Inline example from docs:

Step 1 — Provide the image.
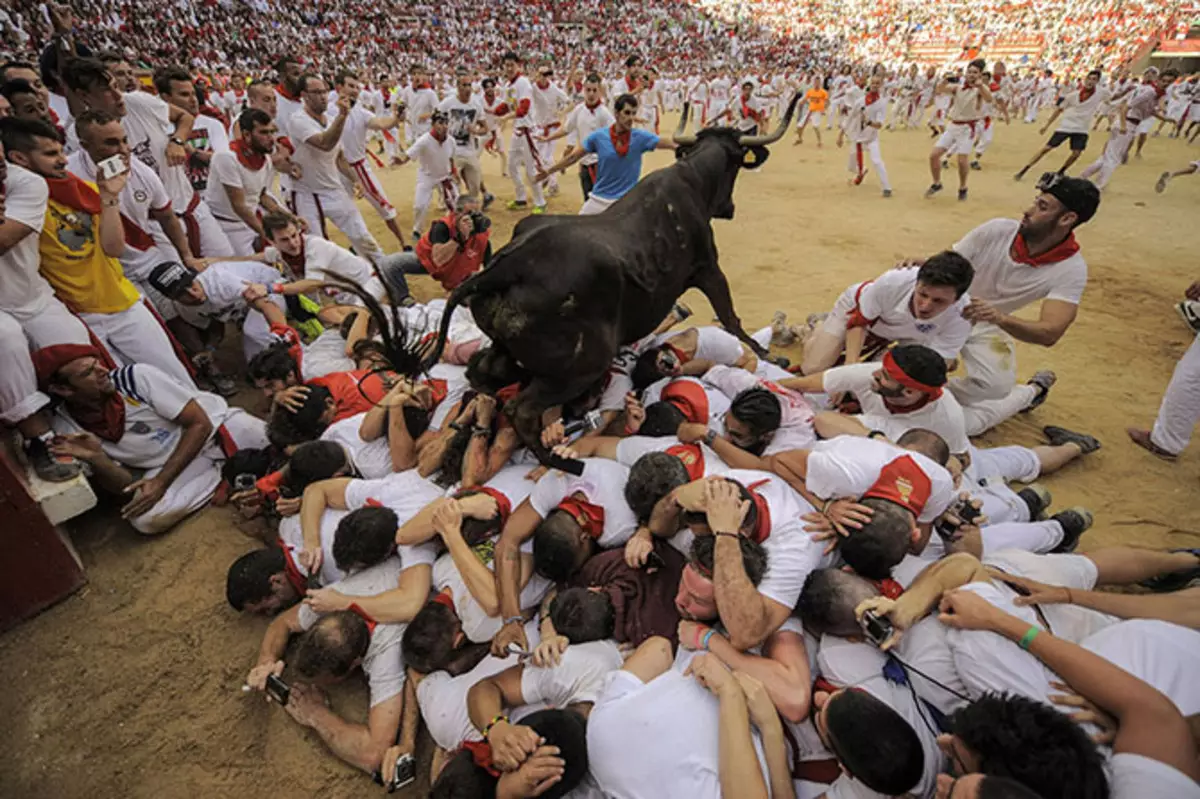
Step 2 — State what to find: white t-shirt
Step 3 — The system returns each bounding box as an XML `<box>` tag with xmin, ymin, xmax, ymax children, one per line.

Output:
<box><xmin>1081</xmin><ymin>619</ymin><xmax>1200</xmax><ymax>717</ymax></box>
<box><xmin>1056</xmin><ymin>87</ymin><xmax>1112</xmax><ymax>134</ymax></box>
<box><xmin>343</xmin><ymin>471</ymin><xmax>445</xmax><ymax>566</ymax></box>
<box><xmin>274</xmin><ymin>90</ymin><xmax>304</xmax><ymax>141</ymax></box>
<box><xmin>123</xmin><ymin>91</ymin><xmax>194</xmax><ymax>211</ymax></box>
<box><xmin>340</xmin><ymin>102</ymin><xmax>376</xmax><ymax>164</ymax></box>
<box><xmin>1110</xmin><ymin>753</ymin><xmax>1200</xmax><ymax>799</ymax></box>
<box><xmin>438</xmin><ymin>94</ymin><xmax>487</xmax><ymax>158</ymax></box>
<box><xmin>953</xmin><ymin>218</ymin><xmax>1087</xmax><ymax>315</ymax></box>
<box><xmin>817</xmin><ymin>635</ymin><xmax>945</xmax><ymax>799</ymax></box>
<box><xmin>417</xmin><ymin>651</ymin><xmax>519</xmax><ymax>750</ymax></box>
<box><xmin>52</xmin><ymin>364</ymin><xmax>228</xmax><ymax>469</ymax></box>
<box><xmin>656</xmin><ymin>326</ymin><xmax>744</xmax><ymax>366</ymax></box>
<box><xmin>204</xmin><ymin>149</ymin><xmax>276</xmax><ymax>221</ymax></box>
<box><xmin>0</xmin><ymin>164</ymin><xmax>55</xmax><ymax>314</ymax></box>
<box><xmin>405</xmin><ymin>131</ymin><xmax>455</xmax><ymax>181</ymax></box>
<box><xmin>297</xmin><ymin>558</ymin><xmax>408</xmax><ymax>707</ymax></box>
<box><xmin>407</xmin><ymin>86</ymin><xmax>439</xmax><ymax>138</ymax></box>
<box><xmin>529</xmin><ymin>458</ymin><xmax>639</xmax><ymax>547</ymax></box>
<box><xmin>722</xmin><ymin>469</ymin><xmax>834</xmax><ymax>609</ymax></box>
<box><xmin>805</xmin><ymin>435</ymin><xmax>956</xmax><ymax>523</ymax></box>
<box><xmin>531</xmin><ymin>81</ymin><xmax>569</xmax><ymax>128</ymax></box>
<box><xmin>836</xmin><ymin>269</ymin><xmax>971</xmax><ymax>359</ymax></box>
<box><xmin>588</xmin><ymin>667</ymin><xmax>767</xmax><ymax>799</ymax></box>
<box><xmin>641</xmin><ymin>375</ymin><xmax>732</xmax><ymax>435</ymax></box>
<box><xmin>266</xmin><ymin>235</ymin><xmax>376</xmax><ymax>289</ymax></box>
<box><xmin>821</xmin><ymin>363</ymin><xmax>970</xmax><ymax>455</ymax></box>
<box><xmin>564</xmin><ymin>102</ymin><xmax>616</xmax><ymax>165</ymax></box>
<box><xmin>320</xmin><ymin>413</ymin><xmax>393</xmax><ymax>479</ymax></box>
<box><xmin>705</xmin><ymin>365</ymin><xmax>817</xmax><ymax>456</ymax></box>
<box><xmin>849</xmin><ymin>92</ymin><xmax>887</xmax><ymax>144</ymax></box>
<box><xmin>615</xmin><ymin>436</ymin><xmax>729</xmax><ymax>479</ymax></box>
<box><xmin>278</xmin><ymin>506</ymin><xmax>351</xmax><ymax>586</ymax></box>
<box><xmin>289</xmin><ymin>109</ymin><xmax>346</xmax><ymax>193</ymax></box>
<box><xmin>521</xmin><ymin>640</ymin><xmax>623</xmax><ymax>708</ymax></box>
<box><xmin>504</xmin><ymin>75</ymin><xmax>535</xmax><ymax>133</ymax></box>
<box><xmin>176</xmin><ymin>260</ymin><xmax>283</xmax><ymax>328</ymax></box>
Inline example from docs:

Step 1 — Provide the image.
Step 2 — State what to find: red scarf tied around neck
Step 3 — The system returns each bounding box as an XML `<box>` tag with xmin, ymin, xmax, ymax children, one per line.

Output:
<box><xmin>231</xmin><ymin>138</ymin><xmax>266</xmax><ymax>170</ymax></box>
<box><xmin>32</xmin><ymin>343</ymin><xmax>124</xmax><ymax>441</ymax></box>
<box><xmin>46</xmin><ymin>172</ymin><xmax>156</xmax><ymax>251</ymax></box>
<box><xmin>1010</xmin><ymin>231</ymin><xmax>1080</xmax><ymax>267</ymax></box>
<box><xmin>609</xmin><ymin>124</ymin><xmax>631</xmax><ymax>157</ymax></box>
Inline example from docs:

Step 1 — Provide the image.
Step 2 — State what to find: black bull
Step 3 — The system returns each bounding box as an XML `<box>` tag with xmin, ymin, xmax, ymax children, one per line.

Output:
<box><xmin>418</xmin><ymin>94</ymin><xmax>802</xmax><ymax>473</ymax></box>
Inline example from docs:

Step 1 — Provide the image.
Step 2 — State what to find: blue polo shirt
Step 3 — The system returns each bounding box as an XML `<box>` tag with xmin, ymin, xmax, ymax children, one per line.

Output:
<box><xmin>583</xmin><ymin>127</ymin><xmax>659</xmax><ymax>201</ymax></box>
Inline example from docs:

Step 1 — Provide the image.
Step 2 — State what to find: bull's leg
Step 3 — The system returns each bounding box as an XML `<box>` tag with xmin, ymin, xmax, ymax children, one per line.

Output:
<box><xmin>692</xmin><ymin>264</ymin><xmax>770</xmax><ymax>358</ymax></box>
<box><xmin>510</xmin><ymin>373</ymin><xmax>607</xmax><ymax>476</ymax></box>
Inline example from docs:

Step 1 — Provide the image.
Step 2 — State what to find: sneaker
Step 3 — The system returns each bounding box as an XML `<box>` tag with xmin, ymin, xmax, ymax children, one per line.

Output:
<box><xmin>531</xmin><ymin>205</ymin><xmax>546</xmax><ymax>215</ymax></box>
<box><xmin>194</xmin><ymin>354</ymin><xmax>238</xmax><ymax>398</ymax></box>
<box><xmin>482</xmin><ymin>192</ymin><xmax>495</xmax><ymax>210</ymax></box>
<box><xmin>1126</xmin><ymin>427</ymin><xmax>1178</xmax><ymax>460</ymax></box>
<box><xmin>1023</xmin><ymin>370</ymin><xmax>1057</xmax><ymax>411</ymax></box>
<box><xmin>771</xmin><ymin>310</ymin><xmax>798</xmax><ymax>346</ymax></box>
<box><xmin>1175</xmin><ymin>299</ymin><xmax>1200</xmax><ymax>333</ymax></box>
<box><xmin>671</xmin><ymin>302</ymin><xmax>693</xmax><ymax>324</ymax></box>
<box><xmin>26</xmin><ymin>436</ymin><xmax>81</xmax><ymax>483</ymax></box>
<box><xmin>925</xmin><ymin>183</ymin><xmax>943</xmax><ymax>198</ymax></box>
<box><xmin>941</xmin><ymin>158</ymin><xmax>950</xmax><ymax>169</ymax></box>
<box><xmin>1044</xmin><ymin>425</ymin><xmax>1102</xmax><ymax>454</ymax></box>
<box><xmin>768</xmin><ymin>354</ymin><xmax>791</xmax><ymax>369</ymax></box>
<box><xmin>957</xmin><ymin>188</ymin><xmax>968</xmax><ymax>201</ymax></box>
<box><xmin>882</xmin><ymin>189</ymin><xmax>892</xmax><ymax>198</ymax></box>
<box><xmin>1140</xmin><ymin>549</ymin><xmax>1200</xmax><ymax>592</ymax></box>
<box><xmin>969</xmin><ymin>160</ymin><xmax>982</xmax><ymax>171</ymax></box>
<box><xmin>1050</xmin><ymin>507</ymin><xmax>1093</xmax><ymax>552</ymax></box>
<box><xmin>506</xmin><ymin>200</ymin><xmax>528</xmax><ymax>210</ymax></box>
<box><xmin>1155</xmin><ymin>171</ymin><xmax>1171</xmax><ymax>193</ymax></box>
<box><xmin>1017</xmin><ymin>483</ymin><xmax>1052</xmax><ymax>521</ymax></box>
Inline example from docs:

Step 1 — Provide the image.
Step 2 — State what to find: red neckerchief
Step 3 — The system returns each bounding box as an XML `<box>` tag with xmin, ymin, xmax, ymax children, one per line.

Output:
<box><xmin>880</xmin><ymin>349</ymin><xmax>942</xmax><ymax>414</ymax></box>
<box><xmin>275</xmin><ymin>82</ymin><xmax>299</xmax><ymax>101</ymax></box>
<box><xmin>555</xmin><ymin>494</ymin><xmax>606</xmax><ymax>540</ymax></box>
<box><xmin>461</xmin><ymin>741</ymin><xmax>502</xmax><ymax>778</ymax></box>
<box><xmin>46</xmin><ymin>172</ymin><xmax>156</xmax><ymax>253</ymax></box>
<box><xmin>416</xmin><ymin>82</ymin><xmax>432</xmax><ymax>90</ymax></box>
<box><xmin>277</xmin><ymin>537</ymin><xmax>309</xmax><ymax>594</ymax></box>
<box><xmin>69</xmin><ymin>393</ymin><xmax>127</xmax><ymax>442</ymax></box>
<box><xmin>609</xmin><ymin>124</ymin><xmax>631</xmax><ymax>157</ymax></box>
<box><xmin>233</xmin><ymin>88</ymin><xmax>245</xmax><ymax>97</ymax></box>
<box><xmin>585</xmin><ymin>100</ymin><xmax>602</xmax><ymax>111</ymax></box>
<box><xmin>574</xmin><ymin>81</ymin><xmax>583</xmax><ymax>94</ymax></box>
<box><xmin>347</xmin><ymin>602</ymin><xmax>378</xmax><ymax>634</ymax></box>
<box><xmin>663</xmin><ymin>341</ymin><xmax>691</xmax><ymax>365</ymax></box>
<box><xmin>1010</xmin><ymin>231</ymin><xmax>1080</xmax><ymax>267</ymax></box>
<box><xmin>746</xmin><ymin>479</ymin><xmax>772</xmax><ymax>544</ymax></box>
<box><xmin>1079</xmin><ymin>87</ymin><xmax>1095</xmax><ymax>102</ymax></box>
<box><xmin>432</xmin><ymin>130</ymin><xmax>448</xmax><ymax>143</ymax></box>
<box><xmin>431</xmin><ymin>589</ymin><xmax>456</xmax><ymax>611</ymax></box>
<box><xmin>872</xmin><ymin>577</ymin><xmax>905</xmax><ymax>600</ymax></box>
<box><xmin>279</xmin><ymin>238</ymin><xmax>306</xmax><ymax>278</ymax></box>
<box><xmin>230</xmin><ymin>138</ymin><xmax>266</xmax><ymax>170</ymax></box>
<box><xmin>741</xmin><ymin>97</ymin><xmax>760</xmax><ymax>122</ymax></box>
<box><xmin>989</xmin><ymin>80</ymin><xmax>1001</xmax><ymax>92</ymax></box>
<box><xmin>626</xmin><ymin>77</ymin><xmax>640</xmax><ymax>92</ymax></box>
<box><xmin>865</xmin><ymin>91</ymin><xmax>880</xmax><ymax>105</ymax></box>
<box><xmin>463</xmin><ymin>485</ymin><xmax>513</xmax><ymax>527</ymax></box>
<box><xmin>536</xmin><ymin>80</ymin><xmax>550</xmax><ymax>90</ymax></box>
<box><xmin>423</xmin><ymin>377</ymin><xmax>449</xmax><ymax>407</ymax></box>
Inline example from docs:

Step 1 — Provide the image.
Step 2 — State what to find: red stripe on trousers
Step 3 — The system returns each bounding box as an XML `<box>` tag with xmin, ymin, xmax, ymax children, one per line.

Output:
<box><xmin>351</xmin><ymin>161</ymin><xmax>393</xmax><ymax>209</ymax></box>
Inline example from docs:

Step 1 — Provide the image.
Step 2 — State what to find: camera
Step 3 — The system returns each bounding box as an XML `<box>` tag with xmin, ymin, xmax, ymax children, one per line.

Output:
<box><xmin>233</xmin><ymin>473</ymin><xmax>257</xmax><ymax>492</ymax></box>
<box><xmin>861</xmin><ymin>610</ymin><xmax>893</xmax><ymax>648</ymax></box>
<box><xmin>265</xmin><ymin>673</ymin><xmax>291</xmax><ymax>706</ymax></box>
<box><xmin>374</xmin><ymin>752</ymin><xmax>416</xmax><ymax>792</ymax></box>
<box><xmin>935</xmin><ymin>496</ymin><xmax>982</xmax><ymax>540</ymax></box>
<box><xmin>464</xmin><ymin>209</ymin><xmax>491</xmax><ymax>233</ymax></box>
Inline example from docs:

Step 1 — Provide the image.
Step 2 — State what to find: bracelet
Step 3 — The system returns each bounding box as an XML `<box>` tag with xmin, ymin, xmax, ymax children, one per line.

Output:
<box><xmin>821</xmin><ymin>498</ymin><xmax>835</xmax><ymax>514</ymax></box>
<box><xmin>700</xmin><ymin>629</ymin><xmax>716</xmax><ymax>651</ymax></box>
<box><xmin>472</xmin><ymin>424</ymin><xmax>491</xmax><ymax>436</ymax></box>
<box><xmin>1018</xmin><ymin>626</ymin><xmax>1040</xmax><ymax>651</ymax></box>
<box><xmin>693</xmin><ymin>624</ymin><xmax>710</xmax><ymax>650</ymax></box>
<box><xmin>481</xmin><ymin>714</ymin><xmax>508</xmax><ymax>739</ymax></box>
<box><xmin>270</xmin><ymin>282</ymin><xmax>285</xmax><ymax>295</ymax></box>
<box><xmin>503</xmin><ymin>615</ymin><xmax>524</xmax><ymax>626</ymax></box>
<box><xmin>1063</xmin><ymin>588</ymin><xmax>1074</xmax><ymax>605</ymax></box>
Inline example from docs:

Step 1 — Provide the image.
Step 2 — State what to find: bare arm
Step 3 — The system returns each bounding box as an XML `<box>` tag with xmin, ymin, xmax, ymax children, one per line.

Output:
<box><xmin>300</xmin><ymin>477</ymin><xmax>352</xmax><ymax>553</ymax></box>
<box><xmin>154</xmin><ymin>400</ymin><xmax>214</xmax><ymax>490</ymax></box>
<box><xmin>306</xmin><ymin>106</ymin><xmax>350</xmax><ymax>152</ymax></box>
<box><xmin>494</xmin><ymin>501</ymin><xmax>541</xmax><ymax>620</ymax></box>
<box><xmin>713</xmin><ymin>533</ymin><xmax>792</xmax><ymax>649</ymax></box>
<box><xmin>716</xmin><ymin>679</ymin><xmax>769</xmax><ymax>799</ymax></box>
<box><xmin>995</xmin><ymin>299</ymin><xmax>1078</xmax><ymax>347</ymax></box>
<box><xmin>343</xmin><ymin>564</ymin><xmax>432</xmax><ymax>624</ymax></box>
<box><xmin>220</xmin><ymin>183</ymin><xmax>265</xmax><ymax>237</ymax></box>
<box><xmin>705</xmin><ymin>627</ymin><xmax>812</xmax><ymax>722</ymax></box>
<box><xmin>843</xmin><ymin>325</ymin><xmax>867</xmax><ymax>366</ymax></box>
<box><xmin>387</xmin><ymin>403</ymin><xmax>419</xmax><ymax>472</ymax></box>
<box><xmin>148</xmin><ymin>206</ymin><xmax>198</xmax><ymax>264</ymax></box>
<box><xmin>304</xmin><ymin>692</ymin><xmax>403</xmax><ymax>772</ymax></box>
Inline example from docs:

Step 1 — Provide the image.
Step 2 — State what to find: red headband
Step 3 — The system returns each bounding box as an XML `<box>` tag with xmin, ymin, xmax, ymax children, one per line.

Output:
<box><xmin>881</xmin><ymin>350</ymin><xmax>943</xmax><ymax>399</ymax></box>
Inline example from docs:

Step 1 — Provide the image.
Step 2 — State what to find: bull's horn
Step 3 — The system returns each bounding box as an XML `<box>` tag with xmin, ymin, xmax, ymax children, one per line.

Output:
<box><xmin>673</xmin><ymin>101</ymin><xmax>696</xmax><ymax>145</ymax></box>
<box><xmin>739</xmin><ymin>92</ymin><xmax>801</xmax><ymax>147</ymax></box>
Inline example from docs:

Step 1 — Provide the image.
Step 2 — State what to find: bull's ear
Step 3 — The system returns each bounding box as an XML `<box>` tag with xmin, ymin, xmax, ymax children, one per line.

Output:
<box><xmin>742</xmin><ymin>146</ymin><xmax>770</xmax><ymax>169</ymax></box>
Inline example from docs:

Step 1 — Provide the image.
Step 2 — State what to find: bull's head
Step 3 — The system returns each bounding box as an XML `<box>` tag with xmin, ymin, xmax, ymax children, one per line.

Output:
<box><xmin>672</xmin><ymin>93</ymin><xmax>801</xmax><ymax>219</ymax></box>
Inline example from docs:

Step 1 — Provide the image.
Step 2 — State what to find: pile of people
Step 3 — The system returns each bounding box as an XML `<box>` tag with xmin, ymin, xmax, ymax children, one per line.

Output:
<box><xmin>1</xmin><ymin>5</ymin><xmax>1199</xmax><ymax>799</ymax></box>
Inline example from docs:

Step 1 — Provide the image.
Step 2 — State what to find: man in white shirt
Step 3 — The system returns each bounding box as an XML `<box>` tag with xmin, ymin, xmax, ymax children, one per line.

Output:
<box><xmin>842</xmin><ymin>73</ymin><xmax>893</xmax><ymax>196</ymax></box>
<box><xmin>530</xmin><ymin>64</ymin><xmax>568</xmax><ymax>196</ymax></box>
<box><xmin>718</xmin><ymin>80</ymin><xmax>768</xmax><ymax>135</ymax></box>
<box><xmin>203</xmin><ymin>107</ymin><xmax>287</xmax><ymax>255</ymax></box>
<box><xmin>438</xmin><ymin>70</ymin><xmax>489</xmax><ymax>203</ymax></box>
<box><xmin>0</xmin><ymin>138</ymin><xmax>93</xmax><ymax>480</ymax></box>
<box><xmin>1015</xmin><ymin>70</ymin><xmax>1114</xmax><ymax>180</ymax></box>
<box><xmin>259</xmin><ymin>212</ymin><xmax>387</xmax><ymax>304</ymax></box>
<box><xmin>154</xmin><ymin>67</ymin><xmax>228</xmax><ymax>196</ymax></box>
<box><xmin>496</xmin><ymin>51</ymin><xmax>546</xmax><ymax>214</ymax></box>
<box><xmin>397</xmin><ymin>110</ymin><xmax>457</xmax><ymax>244</ymax></box>
<box><xmin>800</xmin><ymin>250</ymin><xmax>975</xmax><ymax>375</ymax></box>
<box><xmin>405</xmin><ymin>65</ymin><xmax>438</xmax><ymax>143</ymax></box>
<box><xmin>333</xmin><ymin>71</ymin><xmax>407</xmax><ymax>250</ymax></box>
<box><xmin>287</xmin><ymin>74</ymin><xmax>385</xmax><ymax>264</ymax></box>
<box><xmin>946</xmin><ymin>177</ymin><xmax>1099</xmax><ymax>434</ymax></box>
<box><xmin>540</xmin><ymin>73</ymin><xmax>614</xmax><ymax>200</ymax></box>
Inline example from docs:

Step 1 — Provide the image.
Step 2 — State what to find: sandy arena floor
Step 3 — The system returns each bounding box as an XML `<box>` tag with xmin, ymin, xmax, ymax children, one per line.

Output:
<box><xmin>2</xmin><ymin>110</ymin><xmax>1199</xmax><ymax>799</ymax></box>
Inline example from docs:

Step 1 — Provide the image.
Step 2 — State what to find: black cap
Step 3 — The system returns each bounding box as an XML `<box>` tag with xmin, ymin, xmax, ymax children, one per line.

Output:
<box><xmin>1041</xmin><ymin>175</ymin><xmax>1101</xmax><ymax>225</ymax></box>
<box><xmin>148</xmin><ymin>262</ymin><xmax>197</xmax><ymax>298</ymax></box>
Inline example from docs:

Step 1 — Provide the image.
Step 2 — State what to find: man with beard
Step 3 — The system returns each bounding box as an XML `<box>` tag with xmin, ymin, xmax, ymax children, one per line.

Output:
<box><xmin>203</xmin><ymin>108</ymin><xmax>289</xmax><ymax>254</ymax></box>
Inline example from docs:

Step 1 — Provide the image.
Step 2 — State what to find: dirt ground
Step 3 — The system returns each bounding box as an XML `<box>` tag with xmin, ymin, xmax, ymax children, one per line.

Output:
<box><xmin>2</xmin><ymin>111</ymin><xmax>1199</xmax><ymax>799</ymax></box>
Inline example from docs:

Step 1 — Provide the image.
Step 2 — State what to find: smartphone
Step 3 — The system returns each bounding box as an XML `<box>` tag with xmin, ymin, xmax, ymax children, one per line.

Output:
<box><xmin>233</xmin><ymin>473</ymin><xmax>257</xmax><ymax>492</ymax></box>
<box><xmin>644</xmin><ymin>550</ymin><xmax>666</xmax><ymax>571</ymax></box>
<box><xmin>387</xmin><ymin>752</ymin><xmax>416</xmax><ymax>793</ymax></box>
<box><xmin>265</xmin><ymin>673</ymin><xmax>290</xmax><ymax>706</ymax></box>
<box><xmin>861</xmin><ymin>610</ymin><xmax>893</xmax><ymax>648</ymax></box>
<box><xmin>97</xmin><ymin>154</ymin><xmax>129</xmax><ymax>180</ymax></box>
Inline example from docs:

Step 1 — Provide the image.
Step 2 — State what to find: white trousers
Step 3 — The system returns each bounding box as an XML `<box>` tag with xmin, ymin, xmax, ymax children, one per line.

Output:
<box><xmin>290</xmin><ymin>188</ymin><xmax>385</xmax><ymax>263</ymax></box>
<box><xmin>80</xmin><ymin>300</ymin><xmax>195</xmax><ymax>389</ymax></box>
<box><xmin>413</xmin><ymin>173</ymin><xmax>459</xmax><ymax>236</ymax></box>
<box><xmin>181</xmin><ymin>200</ymin><xmax>234</xmax><ymax>257</ymax></box>
<box><xmin>132</xmin><ymin>408</ymin><xmax>268</xmax><ymax>534</ymax></box>
<box><xmin>216</xmin><ymin>218</ymin><xmax>260</xmax><ymax>257</ymax></box>
<box><xmin>846</xmin><ymin>140</ymin><xmax>891</xmax><ymax>190</ymax></box>
<box><xmin>579</xmin><ymin>195</ymin><xmax>617</xmax><ymax>216</ymax></box>
<box><xmin>1150</xmin><ymin>333</ymin><xmax>1200</xmax><ymax>455</ymax></box>
<box><xmin>974</xmin><ymin>120</ymin><xmax>996</xmax><ymax>156</ymax></box>
<box><xmin>964</xmin><ymin>443</ymin><xmax>1043</xmax><ymax>524</ymax></box>
<box><xmin>0</xmin><ymin>302</ymin><xmax>92</xmax><ymax>424</ymax></box>
<box><xmin>508</xmin><ymin>128</ymin><xmax>546</xmax><ymax>206</ymax></box>
<box><xmin>948</xmin><ymin>322</ymin><xmax>1017</xmax><ymax>406</ymax></box>
<box><xmin>1079</xmin><ymin>128</ymin><xmax>1134</xmax><ymax>189</ymax></box>
<box><xmin>348</xmin><ymin>158</ymin><xmax>398</xmax><ymax>222</ymax></box>
<box><xmin>981</xmin><ymin>519</ymin><xmax>1063</xmax><ymax>557</ymax></box>
<box><xmin>961</xmin><ymin>383</ymin><xmax>1039</xmax><ymax>436</ymax></box>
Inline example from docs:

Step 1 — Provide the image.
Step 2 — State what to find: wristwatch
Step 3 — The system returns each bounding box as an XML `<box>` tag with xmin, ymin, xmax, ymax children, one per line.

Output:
<box><xmin>702</xmin><ymin>429</ymin><xmax>717</xmax><ymax>447</ymax></box>
<box><xmin>169</xmin><ymin>136</ymin><xmax>185</xmax><ymax>146</ymax></box>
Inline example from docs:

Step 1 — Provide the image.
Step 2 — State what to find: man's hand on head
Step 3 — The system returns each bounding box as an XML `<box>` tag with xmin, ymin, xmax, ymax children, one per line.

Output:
<box><xmin>704</xmin><ymin>478</ymin><xmax>749</xmax><ymax>536</ymax></box>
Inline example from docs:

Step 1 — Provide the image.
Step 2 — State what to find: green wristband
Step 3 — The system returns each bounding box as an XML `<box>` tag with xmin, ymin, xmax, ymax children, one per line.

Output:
<box><xmin>1018</xmin><ymin>626</ymin><xmax>1040</xmax><ymax>651</ymax></box>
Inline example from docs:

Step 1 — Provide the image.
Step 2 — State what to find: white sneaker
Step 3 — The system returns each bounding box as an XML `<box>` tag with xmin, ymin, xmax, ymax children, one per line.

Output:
<box><xmin>1176</xmin><ymin>300</ymin><xmax>1200</xmax><ymax>334</ymax></box>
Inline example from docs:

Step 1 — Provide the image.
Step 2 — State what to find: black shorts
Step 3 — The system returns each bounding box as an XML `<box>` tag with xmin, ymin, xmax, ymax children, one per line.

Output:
<box><xmin>1047</xmin><ymin>131</ymin><xmax>1088</xmax><ymax>151</ymax></box>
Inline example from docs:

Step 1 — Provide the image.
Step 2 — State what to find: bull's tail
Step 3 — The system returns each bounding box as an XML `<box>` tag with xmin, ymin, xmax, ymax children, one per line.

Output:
<box><xmin>418</xmin><ymin>251</ymin><xmax>521</xmax><ymax>372</ymax></box>
<box><xmin>326</xmin><ymin>276</ymin><xmax>425</xmax><ymax>380</ymax></box>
